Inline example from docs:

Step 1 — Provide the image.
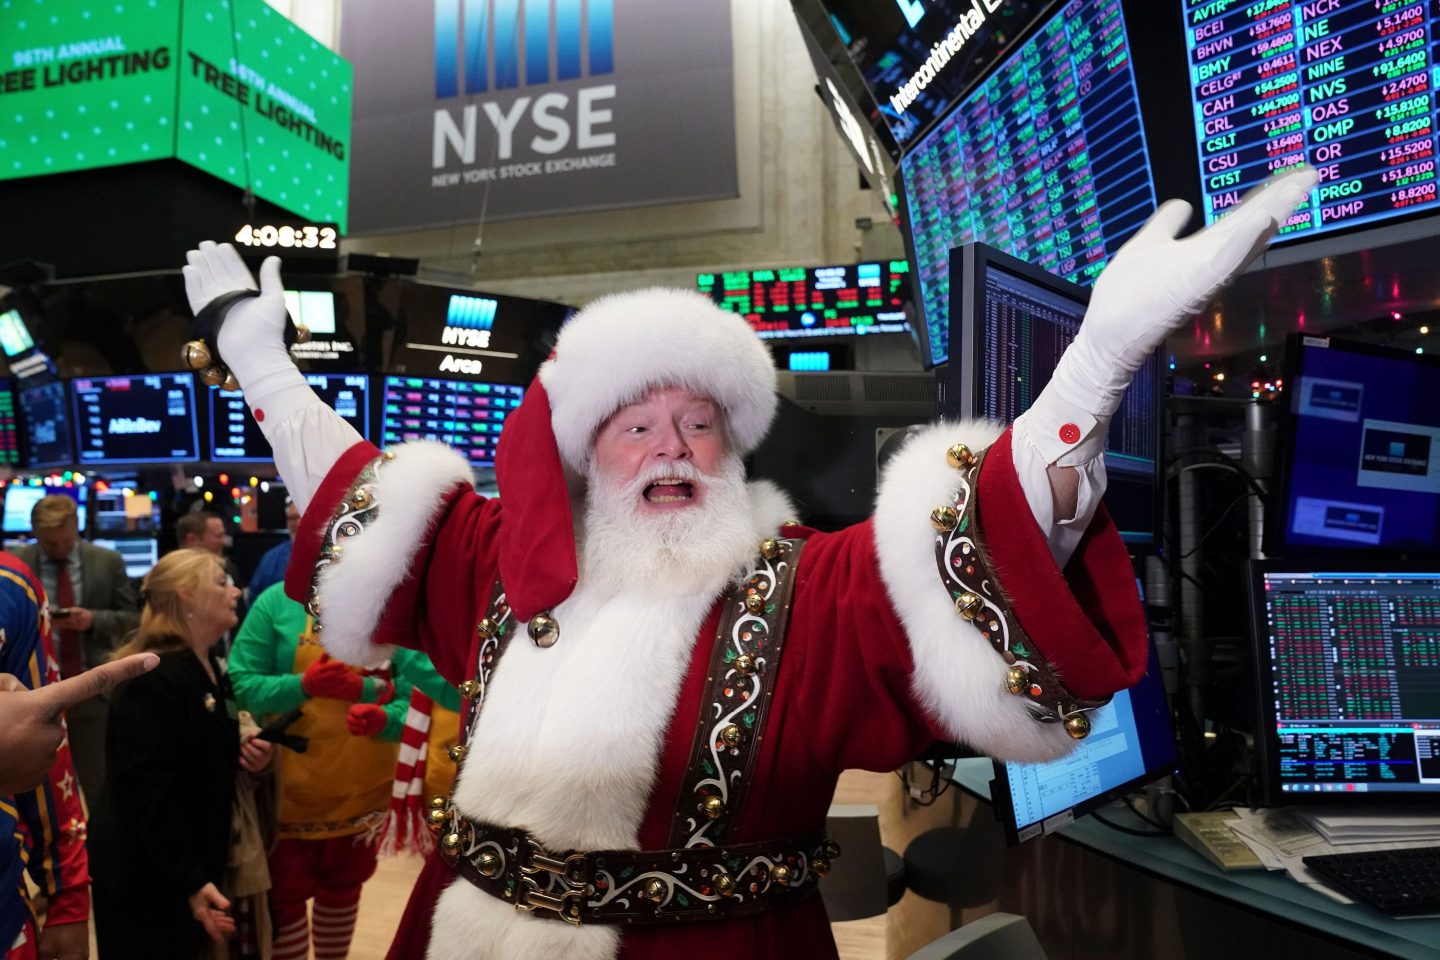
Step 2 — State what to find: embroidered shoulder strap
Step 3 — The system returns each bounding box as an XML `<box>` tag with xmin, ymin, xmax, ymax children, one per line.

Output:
<box><xmin>457</xmin><ymin>580</ymin><xmax>516</xmax><ymax>747</ymax></box>
<box><xmin>668</xmin><ymin>537</ymin><xmax>807</xmax><ymax>849</ymax></box>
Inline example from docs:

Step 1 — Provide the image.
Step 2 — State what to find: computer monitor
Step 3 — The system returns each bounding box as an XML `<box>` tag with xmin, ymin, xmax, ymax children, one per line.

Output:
<box><xmin>90</xmin><ymin>537</ymin><xmax>159</xmax><ymax>580</ymax></box>
<box><xmin>898</xmin><ymin>0</ymin><xmax>1156</xmax><ymax>368</ymax></box>
<box><xmin>91</xmin><ymin>485</ymin><xmax>160</xmax><ymax>536</ymax></box>
<box><xmin>2</xmin><ymin>485</ymin><xmax>86</xmax><ymax>535</ymax></box>
<box><xmin>209</xmin><ymin>374</ymin><xmax>371</xmax><ymax>462</ymax></box>
<box><xmin>0</xmin><ymin>382</ymin><xmax>20</xmax><ymax>467</ymax></box>
<box><xmin>0</xmin><ymin>308</ymin><xmax>35</xmax><ymax>358</ymax></box>
<box><xmin>70</xmin><ymin>374</ymin><xmax>200</xmax><ymax>465</ymax></box>
<box><xmin>380</xmin><ymin>376</ymin><xmax>524</xmax><ymax>469</ymax></box>
<box><xmin>19</xmin><ymin>379</ymin><xmax>72</xmax><ymax>468</ymax></box>
<box><xmin>695</xmin><ymin>261</ymin><xmax>912</xmax><ymax>340</ymax></box>
<box><xmin>282</xmin><ymin>289</ymin><xmax>337</xmax><ymax>336</ymax></box>
<box><xmin>944</xmin><ymin>243</ymin><xmax>1161</xmax><ymax>545</ymax></box>
<box><xmin>1272</xmin><ymin>335</ymin><xmax>1440</xmax><ymax>555</ymax></box>
<box><xmin>1247</xmin><ymin>561</ymin><xmax>1440</xmax><ymax>806</ymax></box>
<box><xmin>991</xmin><ymin>615</ymin><xmax>1176</xmax><ymax>844</ymax></box>
<box><xmin>1183</xmin><ymin>2</ymin><xmax>1440</xmax><ymax>243</ymax></box>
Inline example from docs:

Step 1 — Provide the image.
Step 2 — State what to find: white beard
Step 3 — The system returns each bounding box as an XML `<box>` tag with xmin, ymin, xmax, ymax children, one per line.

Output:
<box><xmin>579</xmin><ymin>456</ymin><xmax>756</xmax><ymax>598</ymax></box>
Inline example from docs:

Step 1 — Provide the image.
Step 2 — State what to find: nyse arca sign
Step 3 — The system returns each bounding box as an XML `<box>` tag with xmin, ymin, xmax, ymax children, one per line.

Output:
<box><xmin>342</xmin><ymin>0</ymin><xmax>738</xmax><ymax>233</ymax></box>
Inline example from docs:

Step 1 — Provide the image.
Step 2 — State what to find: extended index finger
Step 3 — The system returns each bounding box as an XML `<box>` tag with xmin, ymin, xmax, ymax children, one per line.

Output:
<box><xmin>30</xmin><ymin>653</ymin><xmax>159</xmax><ymax>718</ymax></box>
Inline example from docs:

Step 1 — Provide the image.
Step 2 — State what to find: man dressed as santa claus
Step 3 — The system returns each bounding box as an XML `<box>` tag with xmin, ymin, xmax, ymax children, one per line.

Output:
<box><xmin>182</xmin><ymin>166</ymin><xmax>1315</xmax><ymax>960</ymax></box>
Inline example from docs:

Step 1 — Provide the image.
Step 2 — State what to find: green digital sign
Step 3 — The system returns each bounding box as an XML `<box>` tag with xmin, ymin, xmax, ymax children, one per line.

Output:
<box><xmin>0</xmin><ymin>0</ymin><xmax>350</xmax><ymax>229</ymax></box>
<box><xmin>0</xmin><ymin>0</ymin><xmax>181</xmax><ymax>178</ymax></box>
<box><xmin>177</xmin><ymin>0</ymin><xmax>351</xmax><ymax>228</ymax></box>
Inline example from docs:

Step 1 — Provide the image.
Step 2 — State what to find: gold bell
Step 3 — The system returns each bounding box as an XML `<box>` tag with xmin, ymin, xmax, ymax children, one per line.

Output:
<box><xmin>759</xmin><ymin>538</ymin><xmax>781</xmax><ymax>560</ymax></box>
<box><xmin>946</xmin><ymin>443</ymin><xmax>976</xmax><ymax>469</ymax></box>
<box><xmin>1005</xmin><ymin>666</ymin><xmax>1028</xmax><ymax>696</ymax></box>
<box><xmin>426</xmin><ymin>807</ymin><xmax>449</xmax><ymax>830</ymax></box>
<box><xmin>641</xmin><ymin>878</ymin><xmax>667</xmax><ymax>903</ymax></box>
<box><xmin>744</xmin><ymin>594</ymin><xmax>764</xmax><ymax>614</ymax></box>
<box><xmin>823</xmin><ymin>840</ymin><xmax>842</xmax><ymax>860</ymax></box>
<box><xmin>720</xmin><ymin>724</ymin><xmax>743</xmax><ymax>748</ymax></box>
<box><xmin>429</xmin><ymin>795</ymin><xmax>448</xmax><ymax>809</ymax></box>
<box><xmin>182</xmin><ymin>340</ymin><xmax>212</xmax><ymax>370</ymax></box>
<box><xmin>381</xmin><ymin>450</ymin><xmax>397</xmax><ymax>462</ymax></box>
<box><xmin>458</xmin><ymin>679</ymin><xmax>481</xmax><ymax>699</ymax></box>
<box><xmin>770</xmin><ymin>864</ymin><xmax>792</xmax><ymax>887</ymax></box>
<box><xmin>812</xmin><ymin>858</ymin><xmax>831</xmax><ymax>878</ymax></box>
<box><xmin>294</xmin><ymin>324</ymin><xmax>312</xmax><ymax>344</ymax></box>
<box><xmin>199</xmin><ymin>365</ymin><xmax>227</xmax><ymax>387</ymax></box>
<box><xmin>349</xmin><ymin>487</ymin><xmax>373</xmax><ymax>510</ymax></box>
<box><xmin>733</xmin><ymin>654</ymin><xmax>756</xmax><ymax>676</ymax></box>
<box><xmin>713</xmin><ymin>871</ymin><xmax>736</xmax><ymax>897</ymax></box>
<box><xmin>448</xmin><ymin>744</ymin><xmax>468</xmax><ymax>763</ymax></box>
<box><xmin>702</xmin><ymin>796</ymin><xmax>725</xmax><ymax>820</ymax></box>
<box><xmin>1064</xmin><ymin>714</ymin><xmax>1092</xmax><ymax>740</ymax></box>
<box><xmin>476</xmin><ymin>617</ymin><xmax>498</xmax><ymax>640</ymax></box>
<box><xmin>440</xmin><ymin>832</ymin><xmax>462</xmax><ymax>856</ymax></box>
<box><xmin>477</xmin><ymin>851</ymin><xmax>502</xmax><ymax>878</ymax></box>
<box><xmin>930</xmin><ymin>505</ymin><xmax>959</xmax><ymax>532</ymax></box>
<box><xmin>221</xmin><ymin>370</ymin><xmax>240</xmax><ymax>392</ymax></box>
<box><xmin>954</xmin><ymin>592</ymin><xmax>983</xmax><ymax>621</ymax></box>
<box><xmin>528</xmin><ymin>613</ymin><xmax>559</xmax><ymax>648</ymax></box>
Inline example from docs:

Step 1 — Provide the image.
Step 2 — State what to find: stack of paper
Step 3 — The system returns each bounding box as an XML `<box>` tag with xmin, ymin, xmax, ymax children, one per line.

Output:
<box><xmin>1295</xmin><ymin>810</ymin><xmax>1440</xmax><ymax>845</ymax></box>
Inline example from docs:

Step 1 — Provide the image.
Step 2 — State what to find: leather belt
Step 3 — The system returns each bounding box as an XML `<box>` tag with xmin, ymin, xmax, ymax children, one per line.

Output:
<box><xmin>434</xmin><ymin>810</ymin><xmax>837</xmax><ymax>925</ymax></box>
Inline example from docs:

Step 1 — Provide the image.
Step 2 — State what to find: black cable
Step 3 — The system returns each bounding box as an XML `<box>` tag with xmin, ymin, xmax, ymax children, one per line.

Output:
<box><xmin>1091</xmin><ymin>809</ymin><xmax>1168</xmax><ymax>838</ymax></box>
<box><xmin>1179</xmin><ymin>490</ymin><xmax>1251</xmax><ymax>559</ymax></box>
<box><xmin>1123</xmin><ymin>795</ymin><xmax>1171</xmax><ymax>833</ymax></box>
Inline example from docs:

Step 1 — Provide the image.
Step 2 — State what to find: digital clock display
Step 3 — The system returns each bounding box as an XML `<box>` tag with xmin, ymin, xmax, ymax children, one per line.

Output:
<box><xmin>234</xmin><ymin>223</ymin><xmax>338</xmax><ymax>250</ymax></box>
<box><xmin>1185</xmin><ymin>0</ymin><xmax>1440</xmax><ymax>237</ymax></box>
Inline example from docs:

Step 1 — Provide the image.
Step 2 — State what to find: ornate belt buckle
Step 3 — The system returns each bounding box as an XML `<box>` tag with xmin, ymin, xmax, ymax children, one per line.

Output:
<box><xmin>514</xmin><ymin>834</ymin><xmax>588</xmax><ymax>924</ymax></box>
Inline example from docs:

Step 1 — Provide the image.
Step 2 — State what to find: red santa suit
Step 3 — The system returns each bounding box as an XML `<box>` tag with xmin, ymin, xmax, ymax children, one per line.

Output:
<box><xmin>261</xmin><ymin>290</ymin><xmax>1144</xmax><ymax>960</ymax></box>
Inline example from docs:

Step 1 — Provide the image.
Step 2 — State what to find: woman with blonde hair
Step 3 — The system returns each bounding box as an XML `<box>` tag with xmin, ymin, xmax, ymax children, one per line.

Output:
<box><xmin>90</xmin><ymin>548</ymin><xmax>273</xmax><ymax>959</ymax></box>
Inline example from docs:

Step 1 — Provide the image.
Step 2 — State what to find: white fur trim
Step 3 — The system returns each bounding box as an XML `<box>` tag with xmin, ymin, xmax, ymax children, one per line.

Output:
<box><xmin>539</xmin><ymin>288</ymin><xmax>777</xmax><ymax>474</ymax></box>
<box><xmin>432</xmin><ymin>483</ymin><xmax>786</xmax><ymax>959</ymax></box>
<box><xmin>315</xmin><ymin>440</ymin><xmax>473</xmax><ymax>667</ymax></box>
<box><xmin>873</xmin><ymin>421</ymin><xmax>1075</xmax><ymax>763</ymax></box>
<box><xmin>747</xmin><ymin>478</ymin><xmax>797</xmax><ymax>532</ymax></box>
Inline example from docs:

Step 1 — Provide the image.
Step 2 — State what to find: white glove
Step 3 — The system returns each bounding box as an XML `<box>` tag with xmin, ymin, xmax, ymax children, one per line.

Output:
<box><xmin>182</xmin><ymin>241</ymin><xmax>314</xmax><ymax>423</ymax></box>
<box><xmin>1022</xmin><ymin>164</ymin><xmax>1318</xmax><ymax>464</ymax></box>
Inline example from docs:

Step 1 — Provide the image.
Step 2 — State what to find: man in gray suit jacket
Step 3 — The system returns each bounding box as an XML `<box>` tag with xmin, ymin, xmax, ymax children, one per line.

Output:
<box><xmin>11</xmin><ymin>495</ymin><xmax>140</xmax><ymax>811</ymax></box>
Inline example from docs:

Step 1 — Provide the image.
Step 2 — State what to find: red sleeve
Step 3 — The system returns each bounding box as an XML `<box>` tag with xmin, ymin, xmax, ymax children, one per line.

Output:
<box><xmin>285</xmin><ymin>439</ymin><xmax>383</xmax><ymax>603</ymax></box>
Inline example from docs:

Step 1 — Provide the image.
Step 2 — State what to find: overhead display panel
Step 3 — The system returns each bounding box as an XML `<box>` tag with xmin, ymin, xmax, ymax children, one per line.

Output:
<box><xmin>380</xmin><ymin>376</ymin><xmax>523</xmax><ymax>469</ymax></box>
<box><xmin>71</xmin><ymin>374</ymin><xmax>200</xmax><ymax>464</ymax></box>
<box><xmin>697</xmin><ymin>261</ymin><xmax>911</xmax><ymax>339</ymax></box>
<box><xmin>900</xmin><ymin>0</ymin><xmax>1156</xmax><ymax>366</ymax></box>
<box><xmin>1185</xmin><ymin>0</ymin><xmax>1440</xmax><ymax>238</ymax></box>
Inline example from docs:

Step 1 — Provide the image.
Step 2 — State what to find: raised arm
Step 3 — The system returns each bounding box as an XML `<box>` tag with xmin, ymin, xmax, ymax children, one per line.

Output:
<box><xmin>182</xmin><ymin>241</ymin><xmax>362</xmax><ymax>511</ymax></box>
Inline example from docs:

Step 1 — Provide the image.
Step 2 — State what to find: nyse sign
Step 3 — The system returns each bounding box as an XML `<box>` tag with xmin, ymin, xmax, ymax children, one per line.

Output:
<box><xmin>343</xmin><ymin>0</ymin><xmax>736</xmax><ymax>232</ymax></box>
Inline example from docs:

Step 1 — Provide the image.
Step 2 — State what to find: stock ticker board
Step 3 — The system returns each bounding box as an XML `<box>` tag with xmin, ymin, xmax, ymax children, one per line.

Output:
<box><xmin>900</xmin><ymin>0</ymin><xmax>1156</xmax><ymax>366</ymax></box>
<box><xmin>696</xmin><ymin>261</ymin><xmax>912</xmax><ymax>340</ymax></box>
<box><xmin>1186</xmin><ymin>0</ymin><xmax>1440</xmax><ymax>237</ymax></box>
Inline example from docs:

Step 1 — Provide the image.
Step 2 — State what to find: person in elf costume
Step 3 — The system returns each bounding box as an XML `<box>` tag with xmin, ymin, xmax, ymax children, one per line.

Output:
<box><xmin>183</xmin><ymin>166</ymin><xmax>1317</xmax><ymax>960</ymax></box>
<box><xmin>228</xmin><ymin>582</ymin><xmax>409</xmax><ymax>960</ymax></box>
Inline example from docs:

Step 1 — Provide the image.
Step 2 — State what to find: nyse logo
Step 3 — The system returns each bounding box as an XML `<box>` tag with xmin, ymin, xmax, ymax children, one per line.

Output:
<box><xmin>441</xmin><ymin>295</ymin><xmax>498</xmax><ymax>348</ymax></box>
<box><xmin>435</xmin><ymin>0</ymin><xmax>613</xmax><ymax>97</ymax></box>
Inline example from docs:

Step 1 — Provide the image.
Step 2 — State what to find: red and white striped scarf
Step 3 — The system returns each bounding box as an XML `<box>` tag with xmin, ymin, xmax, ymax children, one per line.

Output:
<box><xmin>371</xmin><ymin>687</ymin><xmax>436</xmax><ymax>856</ymax></box>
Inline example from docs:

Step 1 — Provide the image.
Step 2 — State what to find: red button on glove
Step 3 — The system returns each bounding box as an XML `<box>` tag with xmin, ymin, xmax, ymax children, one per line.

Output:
<box><xmin>301</xmin><ymin>654</ymin><xmax>364</xmax><ymax>702</ymax></box>
<box><xmin>346</xmin><ymin>703</ymin><xmax>386</xmax><ymax>737</ymax></box>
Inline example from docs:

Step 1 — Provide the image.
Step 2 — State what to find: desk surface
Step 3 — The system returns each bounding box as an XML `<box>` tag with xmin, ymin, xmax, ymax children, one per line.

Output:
<box><xmin>952</xmin><ymin>758</ymin><xmax>1440</xmax><ymax>960</ymax></box>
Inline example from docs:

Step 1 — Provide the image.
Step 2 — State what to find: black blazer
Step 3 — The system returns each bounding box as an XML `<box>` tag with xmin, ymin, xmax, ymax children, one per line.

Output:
<box><xmin>90</xmin><ymin>646</ymin><xmax>239</xmax><ymax>956</ymax></box>
<box><xmin>11</xmin><ymin>540</ymin><xmax>140</xmax><ymax>669</ymax></box>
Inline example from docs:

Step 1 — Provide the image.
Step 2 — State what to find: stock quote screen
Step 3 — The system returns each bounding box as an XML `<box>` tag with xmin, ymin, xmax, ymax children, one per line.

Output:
<box><xmin>71</xmin><ymin>374</ymin><xmax>199</xmax><ymax>464</ymax></box>
<box><xmin>901</xmin><ymin>0</ymin><xmax>1155</xmax><ymax>366</ymax></box>
<box><xmin>695</xmin><ymin>261</ymin><xmax>911</xmax><ymax>339</ymax></box>
<box><xmin>381</xmin><ymin>376</ymin><xmax>523</xmax><ymax>469</ymax></box>
<box><xmin>209</xmin><ymin>374</ymin><xmax>369</xmax><ymax>461</ymax></box>
<box><xmin>19</xmin><ymin>380</ymin><xmax>71</xmax><ymax>468</ymax></box>
<box><xmin>1259</xmin><ymin>570</ymin><xmax>1440</xmax><ymax>796</ymax></box>
<box><xmin>1186</xmin><ymin>0</ymin><xmax>1440</xmax><ymax>237</ymax></box>
<box><xmin>0</xmin><ymin>387</ymin><xmax>19</xmax><ymax>467</ymax></box>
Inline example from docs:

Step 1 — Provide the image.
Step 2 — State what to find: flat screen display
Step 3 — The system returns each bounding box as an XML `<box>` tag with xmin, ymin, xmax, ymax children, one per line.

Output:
<box><xmin>696</xmin><ymin>261</ymin><xmax>911</xmax><ymax>339</ymax></box>
<box><xmin>380</xmin><ymin>376</ymin><xmax>523</xmax><ymax>468</ymax></box>
<box><xmin>2</xmin><ymin>485</ymin><xmax>85</xmax><ymax>535</ymax></box>
<box><xmin>0</xmin><ymin>310</ymin><xmax>36</xmax><ymax>358</ymax></box>
<box><xmin>993</xmin><ymin>619</ymin><xmax>1175</xmax><ymax>843</ymax></box>
<box><xmin>1185</xmin><ymin>1</ymin><xmax>1440</xmax><ymax>239</ymax></box>
<box><xmin>1275</xmin><ymin>336</ymin><xmax>1440</xmax><ymax>553</ymax></box>
<box><xmin>1249</xmin><ymin>564</ymin><xmax>1440</xmax><ymax>804</ymax></box>
<box><xmin>283</xmin><ymin>290</ymin><xmax>337</xmax><ymax>336</ymax></box>
<box><xmin>209</xmin><ymin>373</ymin><xmax>369</xmax><ymax>462</ymax></box>
<box><xmin>900</xmin><ymin>0</ymin><xmax>1156</xmax><ymax>366</ymax></box>
<box><xmin>0</xmin><ymin>386</ymin><xmax>20</xmax><ymax>467</ymax></box>
<box><xmin>19</xmin><ymin>380</ymin><xmax>72</xmax><ymax>468</ymax></box>
<box><xmin>91</xmin><ymin>537</ymin><xmax>160</xmax><ymax>579</ymax></box>
<box><xmin>70</xmin><ymin>374</ymin><xmax>199</xmax><ymax>464</ymax></box>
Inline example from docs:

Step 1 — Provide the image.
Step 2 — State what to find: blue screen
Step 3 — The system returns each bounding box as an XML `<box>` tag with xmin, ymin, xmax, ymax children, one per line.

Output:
<box><xmin>381</xmin><ymin>376</ymin><xmax>523</xmax><ymax>468</ymax></box>
<box><xmin>900</xmin><ymin>0</ymin><xmax>1156</xmax><ymax>366</ymax></box>
<box><xmin>19</xmin><ymin>379</ymin><xmax>71</xmax><ymax>469</ymax></box>
<box><xmin>1282</xmin><ymin>339</ymin><xmax>1440</xmax><ymax>552</ymax></box>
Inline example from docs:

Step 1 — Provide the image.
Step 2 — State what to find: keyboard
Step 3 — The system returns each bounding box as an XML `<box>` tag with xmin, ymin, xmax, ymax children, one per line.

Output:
<box><xmin>1303</xmin><ymin>846</ymin><xmax>1440</xmax><ymax>917</ymax></box>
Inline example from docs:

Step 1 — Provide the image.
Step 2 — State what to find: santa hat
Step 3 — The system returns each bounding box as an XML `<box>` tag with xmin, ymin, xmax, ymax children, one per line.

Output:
<box><xmin>493</xmin><ymin>287</ymin><xmax>777</xmax><ymax>620</ymax></box>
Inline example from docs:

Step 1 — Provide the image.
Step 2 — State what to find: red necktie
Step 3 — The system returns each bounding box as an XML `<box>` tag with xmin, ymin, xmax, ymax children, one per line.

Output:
<box><xmin>54</xmin><ymin>559</ymin><xmax>82</xmax><ymax>679</ymax></box>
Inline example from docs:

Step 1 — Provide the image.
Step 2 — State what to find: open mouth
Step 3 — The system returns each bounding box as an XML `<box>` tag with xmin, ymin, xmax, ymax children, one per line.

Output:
<box><xmin>643</xmin><ymin>478</ymin><xmax>696</xmax><ymax>504</ymax></box>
